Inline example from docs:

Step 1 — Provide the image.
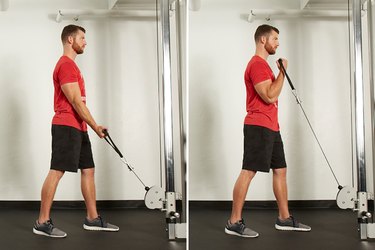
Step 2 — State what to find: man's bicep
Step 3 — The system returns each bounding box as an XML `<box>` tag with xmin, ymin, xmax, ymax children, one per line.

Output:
<box><xmin>254</xmin><ymin>79</ymin><xmax>272</xmax><ymax>102</ymax></box>
<box><xmin>61</xmin><ymin>82</ymin><xmax>81</xmax><ymax>104</ymax></box>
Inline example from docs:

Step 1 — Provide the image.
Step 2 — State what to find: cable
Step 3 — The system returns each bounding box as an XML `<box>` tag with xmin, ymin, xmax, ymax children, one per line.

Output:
<box><xmin>278</xmin><ymin>59</ymin><xmax>342</xmax><ymax>190</ymax></box>
<box><xmin>103</xmin><ymin>130</ymin><xmax>150</xmax><ymax>191</ymax></box>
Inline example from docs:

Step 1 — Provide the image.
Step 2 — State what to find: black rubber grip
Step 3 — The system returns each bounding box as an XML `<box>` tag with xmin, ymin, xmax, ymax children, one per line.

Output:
<box><xmin>278</xmin><ymin>58</ymin><xmax>295</xmax><ymax>91</ymax></box>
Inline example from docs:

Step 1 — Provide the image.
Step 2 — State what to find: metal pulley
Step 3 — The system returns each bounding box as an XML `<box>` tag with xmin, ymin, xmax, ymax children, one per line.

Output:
<box><xmin>336</xmin><ymin>186</ymin><xmax>356</xmax><ymax>209</ymax></box>
<box><xmin>144</xmin><ymin>186</ymin><xmax>165</xmax><ymax>209</ymax></box>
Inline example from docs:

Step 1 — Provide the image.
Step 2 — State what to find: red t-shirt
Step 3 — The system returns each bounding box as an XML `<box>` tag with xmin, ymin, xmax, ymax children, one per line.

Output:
<box><xmin>52</xmin><ymin>56</ymin><xmax>87</xmax><ymax>131</ymax></box>
<box><xmin>244</xmin><ymin>55</ymin><xmax>279</xmax><ymax>131</ymax></box>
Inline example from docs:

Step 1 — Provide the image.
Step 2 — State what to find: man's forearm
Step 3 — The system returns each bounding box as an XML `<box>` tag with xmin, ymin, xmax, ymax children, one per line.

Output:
<box><xmin>267</xmin><ymin>71</ymin><xmax>285</xmax><ymax>102</ymax></box>
<box><xmin>71</xmin><ymin>101</ymin><xmax>99</xmax><ymax>132</ymax></box>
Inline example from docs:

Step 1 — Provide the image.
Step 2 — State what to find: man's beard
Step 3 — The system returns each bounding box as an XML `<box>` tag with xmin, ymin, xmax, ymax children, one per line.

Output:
<box><xmin>265</xmin><ymin>42</ymin><xmax>276</xmax><ymax>55</ymax></box>
<box><xmin>72</xmin><ymin>41</ymin><xmax>84</xmax><ymax>54</ymax></box>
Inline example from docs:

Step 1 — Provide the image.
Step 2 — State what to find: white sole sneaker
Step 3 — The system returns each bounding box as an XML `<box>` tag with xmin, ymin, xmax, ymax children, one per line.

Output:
<box><xmin>275</xmin><ymin>224</ymin><xmax>311</xmax><ymax>232</ymax></box>
<box><xmin>33</xmin><ymin>228</ymin><xmax>67</xmax><ymax>238</ymax></box>
<box><xmin>224</xmin><ymin>228</ymin><xmax>259</xmax><ymax>238</ymax></box>
<box><xmin>83</xmin><ymin>224</ymin><xmax>119</xmax><ymax>232</ymax></box>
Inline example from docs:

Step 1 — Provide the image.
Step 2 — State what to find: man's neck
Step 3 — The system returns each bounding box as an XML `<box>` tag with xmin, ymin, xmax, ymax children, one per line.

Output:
<box><xmin>255</xmin><ymin>48</ymin><xmax>269</xmax><ymax>60</ymax></box>
<box><xmin>255</xmin><ymin>44</ymin><xmax>270</xmax><ymax>61</ymax></box>
<box><xmin>63</xmin><ymin>48</ymin><xmax>77</xmax><ymax>61</ymax></box>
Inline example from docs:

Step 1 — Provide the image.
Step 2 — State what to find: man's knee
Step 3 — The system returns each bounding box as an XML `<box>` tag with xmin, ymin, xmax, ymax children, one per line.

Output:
<box><xmin>272</xmin><ymin>167</ymin><xmax>287</xmax><ymax>177</ymax></box>
<box><xmin>240</xmin><ymin>169</ymin><xmax>257</xmax><ymax>179</ymax></box>
<box><xmin>49</xmin><ymin>169</ymin><xmax>65</xmax><ymax>180</ymax></box>
<box><xmin>81</xmin><ymin>167</ymin><xmax>95</xmax><ymax>177</ymax></box>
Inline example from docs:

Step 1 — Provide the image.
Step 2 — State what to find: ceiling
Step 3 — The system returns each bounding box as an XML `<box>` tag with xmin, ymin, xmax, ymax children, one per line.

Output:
<box><xmin>0</xmin><ymin>0</ymin><xmax>158</xmax><ymax>11</ymax></box>
<box><xmin>4</xmin><ymin>0</ymin><xmax>108</xmax><ymax>11</ymax></box>
<box><xmin>303</xmin><ymin>0</ymin><xmax>355</xmax><ymax>10</ymax></box>
<box><xmin>1</xmin><ymin>0</ymin><xmax>368</xmax><ymax>11</ymax></box>
<box><xmin>113</xmin><ymin>0</ymin><xmax>156</xmax><ymax>4</ymax></box>
<box><xmin>111</xmin><ymin>0</ymin><xmax>157</xmax><ymax>10</ymax></box>
<box><xmin>198</xmin><ymin>0</ymin><xmax>366</xmax><ymax>11</ymax></box>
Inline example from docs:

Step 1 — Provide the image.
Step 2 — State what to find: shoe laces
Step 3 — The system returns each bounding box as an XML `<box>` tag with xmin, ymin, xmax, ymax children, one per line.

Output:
<box><xmin>289</xmin><ymin>216</ymin><xmax>298</xmax><ymax>227</ymax></box>
<box><xmin>43</xmin><ymin>219</ymin><xmax>54</xmax><ymax>231</ymax></box>
<box><xmin>97</xmin><ymin>215</ymin><xmax>104</xmax><ymax>227</ymax></box>
<box><xmin>237</xmin><ymin>219</ymin><xmax>246</xmax><ymax>233</ymax></box>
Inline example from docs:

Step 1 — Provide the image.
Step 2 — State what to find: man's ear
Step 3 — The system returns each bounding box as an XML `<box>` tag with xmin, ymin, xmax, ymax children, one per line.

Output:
<box><xmin>67</xmin><ymin>35</ymin><xmax>74</xmax><ymax>44</ymax></box>
<box><xmin>260</xmin><ymin>35</ymin><xmax>267</xmax><ymax>44</ymax></box>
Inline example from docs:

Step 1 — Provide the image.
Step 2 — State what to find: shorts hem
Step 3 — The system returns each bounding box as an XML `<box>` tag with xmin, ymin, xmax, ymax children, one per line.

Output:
<box><xmin>50</xmin><ymin>167</ymin><xmax>78</xmax><ymax>173</ymax></box>
<box><xmin>50</xmin><ymin>165</ymin><xmax>94</xmax><ymax>173</ymax></box>
<box><xmin>242</xmin><ymin>167</ymin><xmax>270</xmax><ymax>173</ymax></box>
<box><xmin>242</xmin><ymin>166</ymin><xmax>287</xmax><ymax>173</ymax></box>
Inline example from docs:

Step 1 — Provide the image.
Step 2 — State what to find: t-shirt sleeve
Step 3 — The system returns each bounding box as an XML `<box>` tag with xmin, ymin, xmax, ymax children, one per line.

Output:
<box><xmin>250</xmin><ymin>61</ymin><xmax>271</xmax><ymax>86</ymax></box>
<box><xmin>58</xmin><ymin>62</ymin><xmax>79</xmax><ymax>85</ymax></box>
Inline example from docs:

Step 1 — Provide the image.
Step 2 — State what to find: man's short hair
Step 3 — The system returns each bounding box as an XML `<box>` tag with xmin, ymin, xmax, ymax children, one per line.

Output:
<box><xmin>254</xmin><ymin>24</ymin><xmax>279</xmax><ymax>43</ymax></box>
<box><xmin>61</xmin><ymin>24</ymin><xmax>86</xmax><ymax>44</ymax></box>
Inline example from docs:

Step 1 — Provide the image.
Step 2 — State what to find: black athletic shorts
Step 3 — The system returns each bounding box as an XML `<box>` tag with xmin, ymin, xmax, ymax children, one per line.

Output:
<box><xmin>242</xmin><ymin>125</ymin><xmax>287</xmax><ymax>172</ymax></box>
<box><xmin>50</xmin><ymin>125</ymin><xmax>95</xmax><ymax>173</ymax></box>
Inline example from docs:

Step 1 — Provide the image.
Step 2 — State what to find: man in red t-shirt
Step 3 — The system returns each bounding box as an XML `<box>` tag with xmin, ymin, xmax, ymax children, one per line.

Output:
<box><xmin>225</xmin><ymin>24</ymin><xmax>311</xmax><ymax>238</ymax></box>
<box><xmin>33</xmin><ymin>25</ymin><xmax>119</xmax><ymax>238</ymax></box>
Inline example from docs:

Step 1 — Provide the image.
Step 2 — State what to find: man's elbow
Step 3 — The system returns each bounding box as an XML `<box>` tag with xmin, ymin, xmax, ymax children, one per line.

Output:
<box><xmin>70</xmin><ymin>97</ymin><xmax>83</xmax><ymax>109</ymax></box>
<box><xmin>268</xmin><ymin>97</ymin><xmax>278</xmax><ymax>104</ymax></box>
<box><xmin>263</xmin><ymin>96</ymin><xmax>277</xmax><ymax>104</ymax></box>
<box><xmin>257</xmin><ymin>90</ymin><xmax>278</xmax><ymax>104</ymax></box>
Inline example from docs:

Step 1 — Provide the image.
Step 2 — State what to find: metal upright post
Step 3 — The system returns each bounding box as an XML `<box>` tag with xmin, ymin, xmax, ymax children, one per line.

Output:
<box><xmin>365</xmin><ymin>0</ymin><xmax>375</xmax><ymax>239</ymax></box>
<box><xmin>175</xmin><ymin>0</ymin><xmax>187</xmax><ymax>227</ymax></box>
<box><xmin>367</xmin><ymin>0</ymin><xmax>375</xmax><ymax>218</ymax></box>
<box><xmin>158</xmin><ymin>0</ymin><xmax>179</xmax><ymax>240</ymax></box>
<box><xmin>160</xmin><ymin>0</ymin><xmax>175</xmax><ymax>194</ymax></box>
<box><xmin>352</xmin><ymin>0</ymin><xmax>368</xmax><ymax>240</ymax></box>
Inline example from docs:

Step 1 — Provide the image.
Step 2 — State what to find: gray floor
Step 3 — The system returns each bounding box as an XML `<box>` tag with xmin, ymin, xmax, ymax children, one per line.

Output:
<box><xmin>4</xmin><ymin>205</ymin><xmax>375</xmax><ymax>250</ymax></box>
<box><xmin>190</xmin><ymin>207</ymin><xmax>375</xmax><ymax>250</ymax></box>
<box><xmin>1</xmin><ymin>208</ymin><xmax>186</xmax><ymax>250</ymax></box>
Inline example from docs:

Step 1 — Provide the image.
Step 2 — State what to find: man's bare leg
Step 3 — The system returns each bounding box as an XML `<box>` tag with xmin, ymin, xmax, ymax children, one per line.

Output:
<box><xmin>230</xmin><ymin>169</ymin><xmax>257</xmax><ymax>223</ymax></box>
<box><xmin>81</xmin><ymin>168</ymin><xmax>99</xmax><ymax>220</ymax></box>
<box><xmin>38</xmin><ymin>169</ymin><xmax>65</xmax><ymax>223</ymax></box>
<box><xmin>272</xmin><ymin>167</ymin><xmax>290</xmax><ymax>220</ymax></box>
<box><xmin>81</xmin><ymin>168</ymin><xmax>119</xmax><ymax>232</ymax></box>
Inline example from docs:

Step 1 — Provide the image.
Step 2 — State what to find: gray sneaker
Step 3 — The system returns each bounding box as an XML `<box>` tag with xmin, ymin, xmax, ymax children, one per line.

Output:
<box><xmin>83</xmin><ymin>216</ymin><xmax>119</xmax><ymax>232</ymax></box>
<box><xmin>275</xmin><ymin>216</ymin><xmax>311</xmax><ymax>232</ymax></box>
<box><xmin>33</xmin><ymin>219</ymin><xmax>67</xmax><ymax>238</ymax></box>
<box><xmin>225</xmin><ymin>219</ymin><xmax>259</xmax><ymax>238</ymax></box>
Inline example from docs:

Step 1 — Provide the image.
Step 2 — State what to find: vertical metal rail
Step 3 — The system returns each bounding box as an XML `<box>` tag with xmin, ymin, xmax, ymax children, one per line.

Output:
<box><xmin>367</xmin><ymin>0</ymin><xmax>375</xmax><ymax>216</ymax></box>
<box><xmin>156</xmin><ymin>0</ymin><xmax>165</xmax><ymax>195</ymax></box>
<box><xmin>353</xmin><ymin>0</ymin><xmax>367</xmax><ymax>194</ymax></box>
<box><xmin>157</xmin><ymin>0</ymin><xmax>187</xmax><ymax>240</ymax></box>
<box><xmin>175</xmin><ymin>0</ymin><xmax>187</xmax><ymax>225</ymax></box>
<box><xmin>160</xmin><ymin>0</ymin><xmax>175</xmax><ymax>194</ymax></box>
<box><xmin>352</xmin><ymin>0</ymin><xmax>368</xmax><ymax>239</ymax></box>
<box><xmin>348</xmin><ymin>0</ymin><xmax>356</xmax><ymax>190</ymax></box>
<box><xmin>158</xmin><ymin>0</ymin><xmax>178</xmax><ymax>240</ymax></box>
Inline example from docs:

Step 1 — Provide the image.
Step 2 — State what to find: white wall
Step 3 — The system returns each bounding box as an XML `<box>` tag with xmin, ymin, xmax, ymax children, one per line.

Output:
<box><xmin>189</xmin><ymin>3</ymin><xmax>354</xmax><ymax>201</ymax></box>
<box><xmin>1</xmin><ymin>0</ymin><xmax>372</xmax><ymax>204</ymax></box>
<box><xmin>0</xmin><ymin>3</ymin><xmax>163</xmax><ymax>200</ymax></box>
